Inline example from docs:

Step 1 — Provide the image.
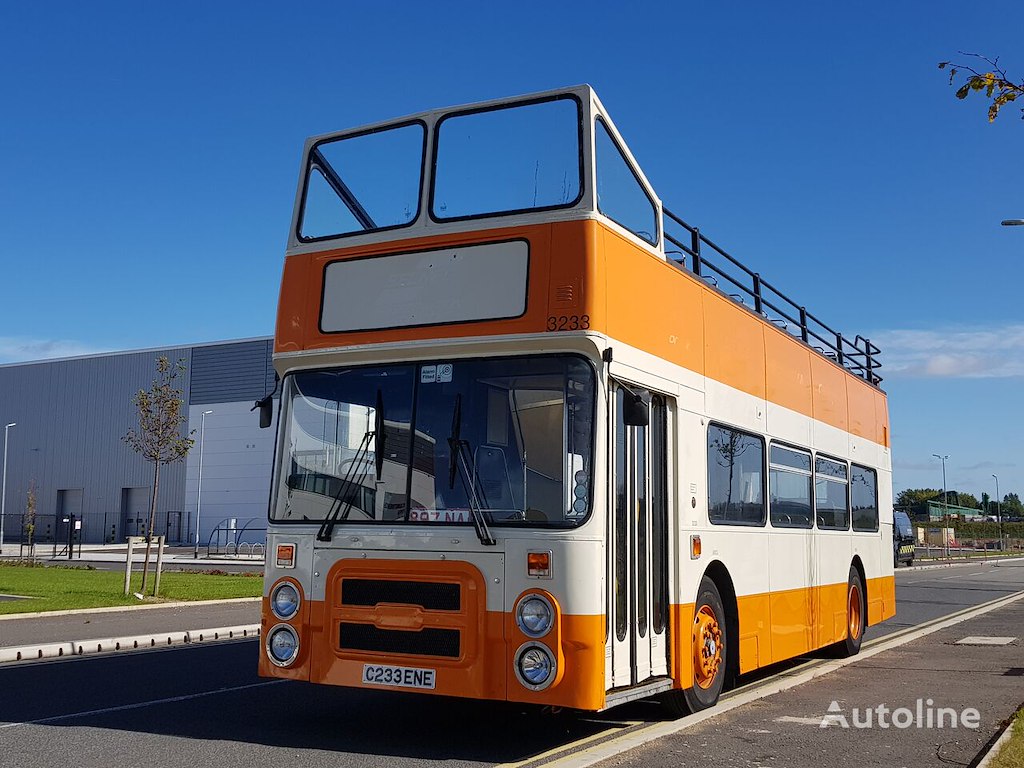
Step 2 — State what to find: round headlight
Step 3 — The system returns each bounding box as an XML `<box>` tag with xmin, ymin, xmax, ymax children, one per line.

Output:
<box><xmin>266</xmin><ymin>624</ymin><xmax>299</xmax><ymax>666</ymax></box>
<box><xmin>271</xmin><ymin>582</ymin><xmax>300</xmax><ymax>620</ymax></box>
<box><xmin>516</xmin><ymin>595</ymin><xmax>554</xmax><ymax>638</ymax></box>
<box><xmin>515</xmin><ymin>643</ymin><xmax>556</xmax><ymax>690</ymax></box>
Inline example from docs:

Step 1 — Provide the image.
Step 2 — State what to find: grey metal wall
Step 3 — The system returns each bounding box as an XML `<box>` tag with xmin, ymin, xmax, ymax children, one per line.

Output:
<box><xmin>190</xmin><ymin>339</ymin><xmax>275</xmax><ymax>405</ymax></box>
<box><xmin>0</xmin><ymin>338</ymin><xmax>273</xmax><ymax>546</ymax></box>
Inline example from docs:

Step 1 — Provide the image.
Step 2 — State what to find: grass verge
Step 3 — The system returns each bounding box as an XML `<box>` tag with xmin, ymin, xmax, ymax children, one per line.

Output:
<box><xmin>992</xmin><ymin>709</ymin><xmax>1024</xmax><ymax>768</ymax></box>
<box><xmin>0</xmin><ymin>563</ymin><xmax>262</xmax><ymax>615</ymax></box>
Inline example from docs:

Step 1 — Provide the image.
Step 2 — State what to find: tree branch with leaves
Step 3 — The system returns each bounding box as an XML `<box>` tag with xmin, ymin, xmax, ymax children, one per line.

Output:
<box><xmin>939</xmin><ymin>52</ymin><xmax>1023</xmax><ymax>122</ymax></box>
<box><xmin>123</xmin><ymin>357</ymin><xmax>194</xmax><ymax>595</ymax></box>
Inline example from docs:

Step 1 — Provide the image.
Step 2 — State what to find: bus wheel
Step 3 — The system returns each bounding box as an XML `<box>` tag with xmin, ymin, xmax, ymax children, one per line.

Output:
<box><xmin>836</xmin><ymin>566</ymin><xmax>865</xmax><ymax>657</ymax></box>
<box><xmin>677</xmin><ymin>576</ymin><xmax>728</xmax><ymax>713</ymax></box>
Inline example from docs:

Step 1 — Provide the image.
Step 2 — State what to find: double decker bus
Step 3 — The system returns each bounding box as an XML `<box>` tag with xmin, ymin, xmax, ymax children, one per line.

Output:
<box><xmin>257</xmin><ymin>85</ymin><xmax>895</xmax><ymax>714</ymax></box>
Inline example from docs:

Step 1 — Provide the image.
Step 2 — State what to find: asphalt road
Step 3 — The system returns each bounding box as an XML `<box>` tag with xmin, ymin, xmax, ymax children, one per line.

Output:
<box><xmin>0</xmin><ymin>561</ymin><xmax>1021</xmax><ymax>768</ymax></box>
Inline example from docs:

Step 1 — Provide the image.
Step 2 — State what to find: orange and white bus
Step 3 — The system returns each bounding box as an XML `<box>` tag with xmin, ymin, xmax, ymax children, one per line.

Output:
<box><xmin>257</xmin><ymin>85</ymin><xmax>895</xmax><ymax>714</ymax></box>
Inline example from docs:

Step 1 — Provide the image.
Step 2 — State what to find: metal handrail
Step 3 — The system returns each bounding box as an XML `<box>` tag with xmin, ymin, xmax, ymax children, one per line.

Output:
<box><xmin>663</xmin><ymin>208</ymin><xmax>882</xmax><ymax>385</ymax></box>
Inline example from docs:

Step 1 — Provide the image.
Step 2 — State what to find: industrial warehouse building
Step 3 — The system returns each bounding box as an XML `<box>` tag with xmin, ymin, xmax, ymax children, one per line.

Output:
<box><xmin>0</xmin><ymin>338</ymin><xmax>276</xmax><ymax>551</ymax></box>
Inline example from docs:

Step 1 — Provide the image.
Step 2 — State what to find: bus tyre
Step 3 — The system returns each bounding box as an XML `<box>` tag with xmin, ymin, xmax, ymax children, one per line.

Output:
<box><xmin>666</xmin><ymin>576</ymin><xmax>727</xmax><ymax>715</ymax></box>
<box><xmin>837</xmin><ymin>566</ymin><xmax>865</xmax><ymax>658</ymax></box>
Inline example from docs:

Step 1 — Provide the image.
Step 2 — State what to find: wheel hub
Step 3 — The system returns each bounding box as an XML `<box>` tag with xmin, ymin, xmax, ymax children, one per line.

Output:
<box><xmin>693</xmin><ymin>605</ymin><xmax>722</xmax><ymax>690</ymax></box>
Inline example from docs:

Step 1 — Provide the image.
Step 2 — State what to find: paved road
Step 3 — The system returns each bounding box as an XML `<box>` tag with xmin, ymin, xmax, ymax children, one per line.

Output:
<box><xmin>0</xmin><ymin>562</ymin><xmax>1021</xmax><ymax>768</ymax></box>
<box><xmin>0</xmin><ymin>600</ymin><xmax>259</xmax><ymax>648</ymax></box>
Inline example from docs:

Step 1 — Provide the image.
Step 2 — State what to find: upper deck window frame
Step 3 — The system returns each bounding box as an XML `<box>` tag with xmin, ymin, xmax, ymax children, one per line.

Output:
<box><xmin>427</xmin><ymin>93</ymin><xmax>586</xmax><ymax>225</ymax></box>
<box><xmin>594</xmin><ymin>117</ymin><xmax>660</xmax><ymax>247</ymax></box>
<box><xmin>295</xmin><ymin>118</ymin><xmax>429</xmax><ymax>244</ymax></box>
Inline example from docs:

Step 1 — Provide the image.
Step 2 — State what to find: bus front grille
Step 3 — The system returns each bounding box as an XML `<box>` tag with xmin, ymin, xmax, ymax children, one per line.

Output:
<box><xmin>340</xmin><ymin>622</ymin><xmax>461</xmax><ymax>658</ymax></box>
<box><xmin>341</xmin><ymin>579</ymin><xmax>461</xmax><ymax>611</ymax></box>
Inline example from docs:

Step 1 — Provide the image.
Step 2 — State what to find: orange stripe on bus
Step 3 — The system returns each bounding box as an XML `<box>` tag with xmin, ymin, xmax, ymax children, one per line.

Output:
<box><xmin>276</xmin><ymin>219</ymin><xmax>889</xmax><ymax>447</ymax></box>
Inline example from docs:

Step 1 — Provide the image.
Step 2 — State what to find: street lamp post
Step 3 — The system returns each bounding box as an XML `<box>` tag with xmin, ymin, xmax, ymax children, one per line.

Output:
<box><xmin>932</xmin><ymin>453</ymin><xmax>949</xmax><ymax>558</ymax></box>
<box><xmin>992</xmin><ymin>474</ymin><xmax>1002</xmax><ymax>551</ymax></box>
<box><xmin>193</xmin><ymin>410</ymin><xmax>213</xmax><ymax>559</ymax></box>
<box><xmin>0</xmin><ymin>422</ymin><xmax>15</xmax><ymax>555</ymax></box>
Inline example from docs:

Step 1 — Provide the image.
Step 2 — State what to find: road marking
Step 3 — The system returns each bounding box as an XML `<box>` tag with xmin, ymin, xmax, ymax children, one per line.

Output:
<box><xmin>774</xmin><ymin>716</ymin><xmax>823</xmax><ymax>726</ymax></box>
<box><xmin>0</xmin><ymin>680</ymin><xmax>285</xmax><ymax>729</ymax></box>
<box><xmin>954</xmin><ymin>636</ymin><xmax>1017</xmax><ymax>645</ymax></box>
<box><xmin>515</xmin><ymin>589</ymin><xmax>1024</xmax><ymax>768</ymax></box>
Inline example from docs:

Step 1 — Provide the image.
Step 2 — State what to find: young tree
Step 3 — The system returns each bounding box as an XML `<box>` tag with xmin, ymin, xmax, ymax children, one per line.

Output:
<box><xmin>123</xmin><ymin>357</ymin><xmax>194</xmax><ymax>595</ymax></box>
<box><xmin>939</xmin><ymin>53</ymin><xmax>1023</xmax><ymax>122</ymax></box>
<box><xmin>24</xmin><ymin>480</ymin><xmax>37</xmax><ymax>561</ymax></box>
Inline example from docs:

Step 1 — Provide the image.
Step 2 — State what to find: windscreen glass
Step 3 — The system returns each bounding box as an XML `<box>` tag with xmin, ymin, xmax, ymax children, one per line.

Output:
<box><xmin>271</xmin><ymin>356</ymin><xmax>595</xmax><ymax>528</ymax></box>
<box><xmin>432</xmin><ymin>97</ymin><xmax>582</xmax><ymax>220</ymax></box>
<box><xmin>299</xmin><ymin>122</ymin><xmax>425</xmax><ymax>240</ymax></box>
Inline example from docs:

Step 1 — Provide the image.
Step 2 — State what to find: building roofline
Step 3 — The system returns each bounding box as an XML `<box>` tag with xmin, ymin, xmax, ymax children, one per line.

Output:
<box><xmin>0</xmin><ymin>336</ymin><xmax>274</xmax><ymax>370</ymax></box>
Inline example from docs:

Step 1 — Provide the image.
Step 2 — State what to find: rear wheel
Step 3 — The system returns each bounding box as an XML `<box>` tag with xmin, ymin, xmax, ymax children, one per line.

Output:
<box><xmin>835</xmin><ymin>566</ymin><xmax>865</xmax><ymax>657</ymax></box>
<box><xmin>662</xmin><ymin>576</ymin><xmax>728</xmax><ymax>716</ymax></box>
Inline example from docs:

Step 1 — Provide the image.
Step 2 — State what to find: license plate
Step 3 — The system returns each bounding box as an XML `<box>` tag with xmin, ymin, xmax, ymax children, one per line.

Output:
<box><xmin>361</xmin><ymin>664</ymin><xmax>436</xmax><ymax>689</ymax></box>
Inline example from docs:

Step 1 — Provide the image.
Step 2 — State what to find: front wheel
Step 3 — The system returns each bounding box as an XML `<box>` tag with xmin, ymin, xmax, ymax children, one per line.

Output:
<box><xmin>662</xmin><ymin>576</ymin><xmax>729</xmax><ymax>716</ymax></box>
<box><xmin>835</xmin><ymin>566</ymin><xmax>865</xmax><ymax>657</ymax></box>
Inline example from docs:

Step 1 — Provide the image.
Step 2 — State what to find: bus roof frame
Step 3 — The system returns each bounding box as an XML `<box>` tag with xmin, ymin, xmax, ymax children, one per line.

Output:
<box><xmin>286</xmin><ymin>84</ymin><xmax>665</xmax><ymax>259</ymax></box>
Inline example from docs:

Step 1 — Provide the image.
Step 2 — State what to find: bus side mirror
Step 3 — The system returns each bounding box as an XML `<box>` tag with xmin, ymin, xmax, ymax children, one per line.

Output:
<box><xmin>623</xmin><ymin>391</ymin><xmax>649</xmax><ymax>427</ymax></box>
<box><xmin>255</xmin><ymin>396</ymin><xmax>273</xmax><ymax>429</ymax></box>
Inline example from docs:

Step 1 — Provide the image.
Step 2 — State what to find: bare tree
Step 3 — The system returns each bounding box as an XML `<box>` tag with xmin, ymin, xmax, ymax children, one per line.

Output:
<box><xmin>24</xmin><ymin>480</ymin><xmax>37</xmax><ymax>562</ymax></box>
<box><xmin>939</xmin><ymin>53</ymin><xmax>1023</xmax><ymax>122</ymax></box>
<box><xmin>123</xmin><ymin>357</ymin><xmax>194</xmax><ymax>595</ymax></box>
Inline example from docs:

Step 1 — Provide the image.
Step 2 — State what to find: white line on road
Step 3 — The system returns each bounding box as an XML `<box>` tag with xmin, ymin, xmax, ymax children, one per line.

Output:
<box><xmin>774</xmin><ymin>716</ymin><xmax>823</xmax><ymax>726</ymax></box>
<box><xmin>0</xmin><ymin>680</ymin><xmax>285</xmax><ymax>730</ymax></box>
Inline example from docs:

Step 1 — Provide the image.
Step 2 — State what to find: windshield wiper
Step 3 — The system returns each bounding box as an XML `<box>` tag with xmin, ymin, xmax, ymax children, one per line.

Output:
<box><xmin>317</xmin><ymin>391</ymin><xmax>384</xmax><ymax>542</ymax></box>
<box><xmin>310</xmin><ymin>148</ymin><xmax>377</xmax><ymax>231</ymax></box>
<box><xmin>447</xmin><ymin>395</ymin><xmax>496</xmax><ymax>546</ymax></box>
<box><xmin>316</xmin><ymin>430</ymin><xmax>373</xmax><ymax>542</ymax></box>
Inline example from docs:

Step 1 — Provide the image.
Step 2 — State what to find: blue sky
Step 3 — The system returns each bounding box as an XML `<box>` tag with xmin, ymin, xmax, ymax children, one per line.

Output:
<box><xmin>1</xmin><ymin>2</ymin><xmax>1021</xmax><ymax>501</ymax></box>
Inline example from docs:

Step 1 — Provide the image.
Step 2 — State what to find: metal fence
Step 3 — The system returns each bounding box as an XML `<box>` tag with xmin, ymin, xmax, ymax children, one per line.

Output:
<box><xmin>0</xmin><ymin>508</ymin><xmax>194</xmax><ymax>550</ymax></box>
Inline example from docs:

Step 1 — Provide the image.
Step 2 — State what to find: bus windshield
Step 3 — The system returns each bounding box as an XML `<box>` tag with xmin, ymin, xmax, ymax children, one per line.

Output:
<box><xmin>271</xmin><ymin>356</ymin><xmax>595</xmax><ymax>529</ymax></box>
<box><xmin>297</xmin><ymin>95</ymin><xmax>583</xmax><ymax>241</ymax></box>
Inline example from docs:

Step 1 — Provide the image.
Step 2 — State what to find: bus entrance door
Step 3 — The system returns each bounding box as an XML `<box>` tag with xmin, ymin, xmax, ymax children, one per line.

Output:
<box><xmin>608</xmin><ymin>385</ymin><xmax>669</xmax><ymax>690</ymax></box>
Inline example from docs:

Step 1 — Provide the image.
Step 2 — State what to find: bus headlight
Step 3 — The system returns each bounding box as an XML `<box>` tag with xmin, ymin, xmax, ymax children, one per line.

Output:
<box><xmin>514</xmin><ymin>642</ymin><xmax>556</xmax><ymax>690</ymax></box>
<box><xmin>266</xmin><ymin>624</ymin><xmax>300</xmax><ymax>666</ymax></box>
<box><xmin>271</xmin><ymin>582</ymin><xmax>300</xmax><ymax>620</ymax></box>
<box><xmin>516</xmin><ymin>594</ymin><xmax>554</xmax><ymax>638</ymax></box>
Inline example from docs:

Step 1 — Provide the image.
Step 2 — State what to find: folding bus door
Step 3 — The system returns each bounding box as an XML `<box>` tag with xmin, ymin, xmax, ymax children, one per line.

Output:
<box><xmin>607</xmin><ymin>384</ymin><xmax>670</xmax><ymax>690</ymax></box>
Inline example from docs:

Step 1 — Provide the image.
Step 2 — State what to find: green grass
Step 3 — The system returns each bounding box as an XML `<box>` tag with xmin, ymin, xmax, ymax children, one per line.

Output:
<box><xmin>992</xmin><ymin>709</ymin><xmax>1024</xmax><ymax>768</ymax></box>
<box><xmin>0</xmin><ymin>563</ymin><xmax>263</xmax><ymax>615</ymax></box>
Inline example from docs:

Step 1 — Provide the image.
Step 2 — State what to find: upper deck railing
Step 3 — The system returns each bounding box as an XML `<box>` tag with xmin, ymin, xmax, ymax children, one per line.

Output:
<box><xmin>662</xmin><ymin>208</ymin><xmax>882</xmax><ymax>386</ymax></box>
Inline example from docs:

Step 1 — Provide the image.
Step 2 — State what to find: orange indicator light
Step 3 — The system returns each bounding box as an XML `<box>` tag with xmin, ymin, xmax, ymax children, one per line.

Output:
<box><xmin>527</xmin><ymin>551</ymin><xmax>552</xmax><ymax>578</ymax></box>
<box><xmin>276</xmin><ymin>544</ymin><xmax>295</xmax><ymax>568</ymax></box>
<box><xmin>690</xmin><ymin>535</ymin><xmax>702</xmax><ymax>560</ymax></box>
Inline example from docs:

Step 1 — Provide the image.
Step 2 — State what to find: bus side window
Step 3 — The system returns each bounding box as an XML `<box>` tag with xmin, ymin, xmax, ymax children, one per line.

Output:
<box><xmin>851</xmin><ymin>465</ymin><xmax>879</xmax><ymax>532</ymax></box>
<box><xmin>707</xmin><ymin>424</ymin><xmax>765</xmax><ymax>526</ymax></box>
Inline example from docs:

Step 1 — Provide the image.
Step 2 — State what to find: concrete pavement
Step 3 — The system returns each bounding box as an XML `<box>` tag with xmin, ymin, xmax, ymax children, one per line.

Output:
<box><xmin>599</xmin><ymin>595</ymin><xmax>1024</xmax><ymax>768</ymax></box>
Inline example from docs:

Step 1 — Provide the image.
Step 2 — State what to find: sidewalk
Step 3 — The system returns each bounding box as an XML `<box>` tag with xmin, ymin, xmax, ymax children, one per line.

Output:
<box><xmin>619</xmin><ymin>597</ymin><xmax>1024</xmax><ymax>768</ymax></box>
<box><xmin>0</xmin><ymin>599</ymin><xmax>261</xmax><ymax>659</ymax></box>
